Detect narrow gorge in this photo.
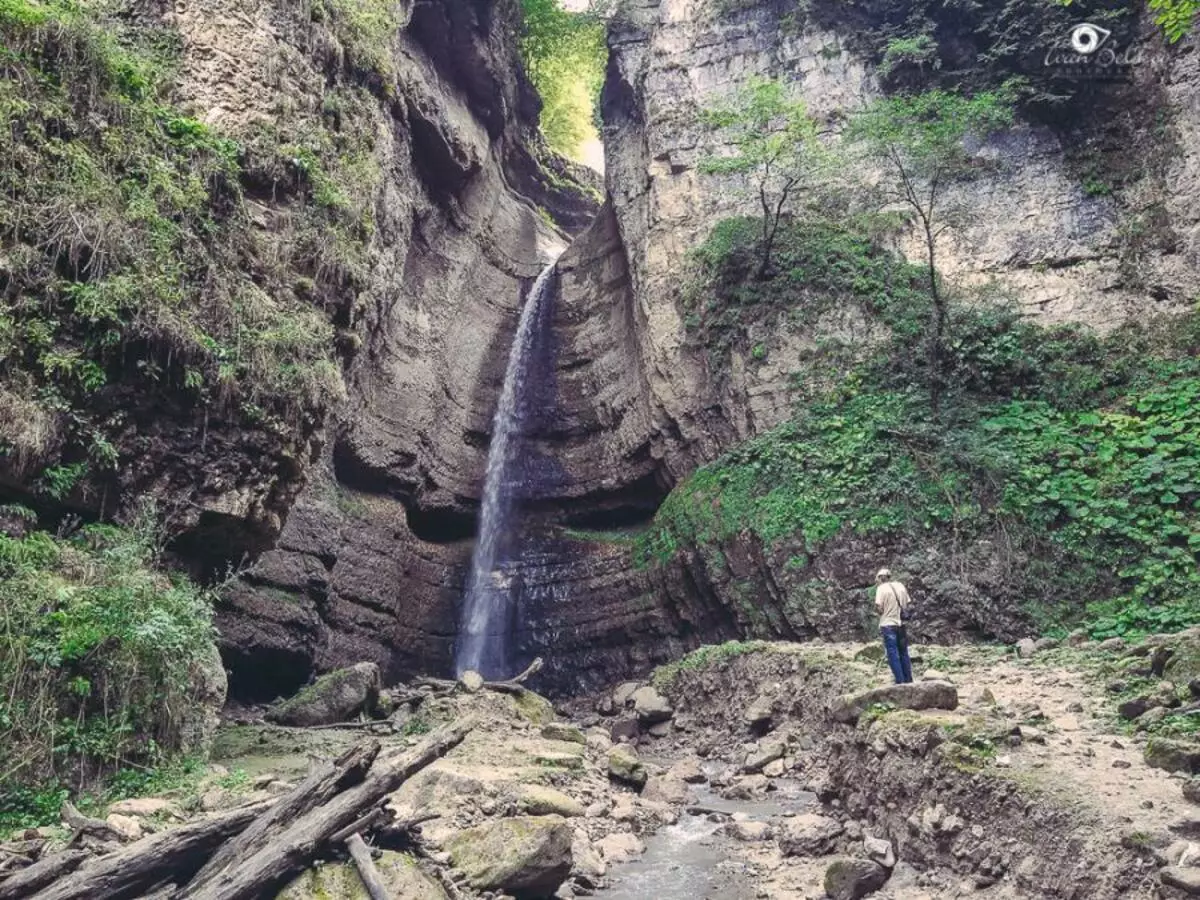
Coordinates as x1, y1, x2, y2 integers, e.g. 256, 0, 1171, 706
2, 0, 1200, 896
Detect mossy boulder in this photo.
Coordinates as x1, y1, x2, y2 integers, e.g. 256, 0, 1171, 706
277, 850, 446, 900
1145, 737, 1200, 774
540, 722, 586, 744
446, 815, 573, 898
607, 745, 647, 787
266, 663, 381, 727
517, 785, 585, 817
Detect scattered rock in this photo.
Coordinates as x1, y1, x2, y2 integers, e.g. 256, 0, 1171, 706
978, 688, 997, 705
742, 741, 786, 773
459, 670, 484, 693
864, 835, 896, 868
1034, 637, 1060, 652
726, 819, 773, 842
1016, 638, 1037, 659
447, 815, 573, 897
541, 723, 586, 745
107, 797, 175, 818
265, 662, 381, 727
607, 745, 647, 787
743, 694, 775, 733
762, 758, 786, 778
1113, 760, 1132, 769
1137, 707, 1170, 731
1066, 629, 1089, 647
518, 786, 585, 818
824, 857, 889, 900
831, 681, 958, 724
720, 774, 769, 801
1098, 637, 1127, 653
646, 721, 672, 738
612, 682, 640, 709
1118, 696, 1153, 720
1184, 780, 1200, 805
669, 759, 707, 784
105, 813, 142, 842
641, 774, 689, 805
596, 831, 644, 863
1017, 725, 1047, 744
994, 755, 1012, 768
609, 717, 640, 744
855, 644, 886, 663
1161, 866, 1200, 895
631, 686, 673, 725
778, 813, 844, 857
1146, 738, 1200, 774
1067, 701, 1084, 713
278, 849, 447, 900
921, 669, 950, 682
571, 835, 606, 884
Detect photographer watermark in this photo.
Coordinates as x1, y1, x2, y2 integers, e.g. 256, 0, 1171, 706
1044, 22, 1144, 78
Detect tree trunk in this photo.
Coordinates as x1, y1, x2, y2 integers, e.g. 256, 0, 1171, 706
177, 720, 472, 900
923, 220, 944, 418
0, 849, 90, 899
345, 834, 391, 900
29, 801, 271, 900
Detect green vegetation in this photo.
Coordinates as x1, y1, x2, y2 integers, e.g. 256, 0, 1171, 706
650, 640, 771, 690
699, 78, 822, 278
845, 87, 1015, 414
0, 505, 219, 824
0, 0, 360, 489
316, 0, 403, 77
519, 0, 607, 160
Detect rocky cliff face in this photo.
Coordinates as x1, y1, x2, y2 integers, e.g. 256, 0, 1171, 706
216, 0, 1200, 697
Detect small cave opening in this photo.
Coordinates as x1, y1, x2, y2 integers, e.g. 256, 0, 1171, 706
169, 510, 277, 583
404, 502, 477, 544
221, 645, 313, 705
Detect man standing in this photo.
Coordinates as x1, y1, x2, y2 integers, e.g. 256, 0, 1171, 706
874, 568, 913, 684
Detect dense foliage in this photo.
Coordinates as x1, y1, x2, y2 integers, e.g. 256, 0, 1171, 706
648, 205, 1200, 639
0, 506, 218, 820
519, 0, 607, 160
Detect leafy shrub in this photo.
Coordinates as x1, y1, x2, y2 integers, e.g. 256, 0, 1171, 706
0, 505, 218, 802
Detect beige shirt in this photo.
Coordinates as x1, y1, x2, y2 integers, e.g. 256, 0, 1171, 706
875, 581, 910, 629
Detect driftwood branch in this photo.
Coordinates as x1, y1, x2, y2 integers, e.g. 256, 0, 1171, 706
0, 849, 89, 899
32, 801, 272, 900
345, 834, 390, 900
61, 800, 124, 846
484, 657, 542, 689
178, 719, 474, 900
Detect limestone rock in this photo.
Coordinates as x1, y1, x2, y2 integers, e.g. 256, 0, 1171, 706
630, 685, 673, 725
1161, 866, 1200, 895
1146, 738, 1200, 774
105, 813, 142, 842
1016, 638, 1037, 659
831, 681, 959, 724
607, 745, 647, 787
609, 717, 640, 743
541, 723, 586, 744
459, 670, 484, 693
447, 815, 573, 897
612, 682, 640, 709
743, 694, 775, 732
596, 831, 644, 863
265, 662, 381, 727
278, 849, 447, 900
641, 774, 689, 805
864, 835, 896, 868
720, 774, 769, 801
824, 857, 889, 900
1098, 637, 1127, 653
669, 759, 707, 784
742, 741, 785, 774
518, 786, 585, 818
778, 813, 844, 857
762, 758, 786, 778
1184, 780, 1200, 805
726, 819, 772, 842
571, 834, 606, 884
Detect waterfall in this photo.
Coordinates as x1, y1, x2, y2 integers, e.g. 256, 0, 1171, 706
455, 259, 559, 679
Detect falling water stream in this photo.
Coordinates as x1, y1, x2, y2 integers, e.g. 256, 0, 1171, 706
455, 259, 560, 679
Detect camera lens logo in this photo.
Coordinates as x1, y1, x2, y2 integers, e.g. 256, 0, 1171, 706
1069, 23, 1112, 55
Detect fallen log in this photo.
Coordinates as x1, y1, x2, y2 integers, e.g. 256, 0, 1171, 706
485, 657, 542, 689
184, 741, 378, 889
61, 801, 124, 846
345, 834, 390, 900
21, 801, 270, 900
0, 849, 89, 899
177, 719, 473, 900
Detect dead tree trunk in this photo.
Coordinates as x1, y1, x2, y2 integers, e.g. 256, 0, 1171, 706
30, 801, 272, 900
177, 720, 472, 900
0, 849, 90, 899
345, 834, 390, 900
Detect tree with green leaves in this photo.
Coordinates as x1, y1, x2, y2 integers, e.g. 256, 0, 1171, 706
699, 78, 822, 279
519, 0, 607, 160
845, 88, 1014, 415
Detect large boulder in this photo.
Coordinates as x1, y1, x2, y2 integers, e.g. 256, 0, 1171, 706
824, 858, 889, 900
181, 640, 228, 756
265, 662, 381, 727
778, 813, 844, 857
277, 850, 447, 900
517, 785, 585, 818
608, 745, 648, 787
830, 681, 958, 724
1146, 738, 1200, 774
1161, 866, 1200, 895
631, 685, 673, 725
446, 815, 572, 898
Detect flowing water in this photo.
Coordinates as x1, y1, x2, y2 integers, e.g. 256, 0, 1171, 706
455, 260, 559, 679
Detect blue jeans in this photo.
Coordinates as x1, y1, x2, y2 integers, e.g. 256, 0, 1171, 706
881, 625, 913, 684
